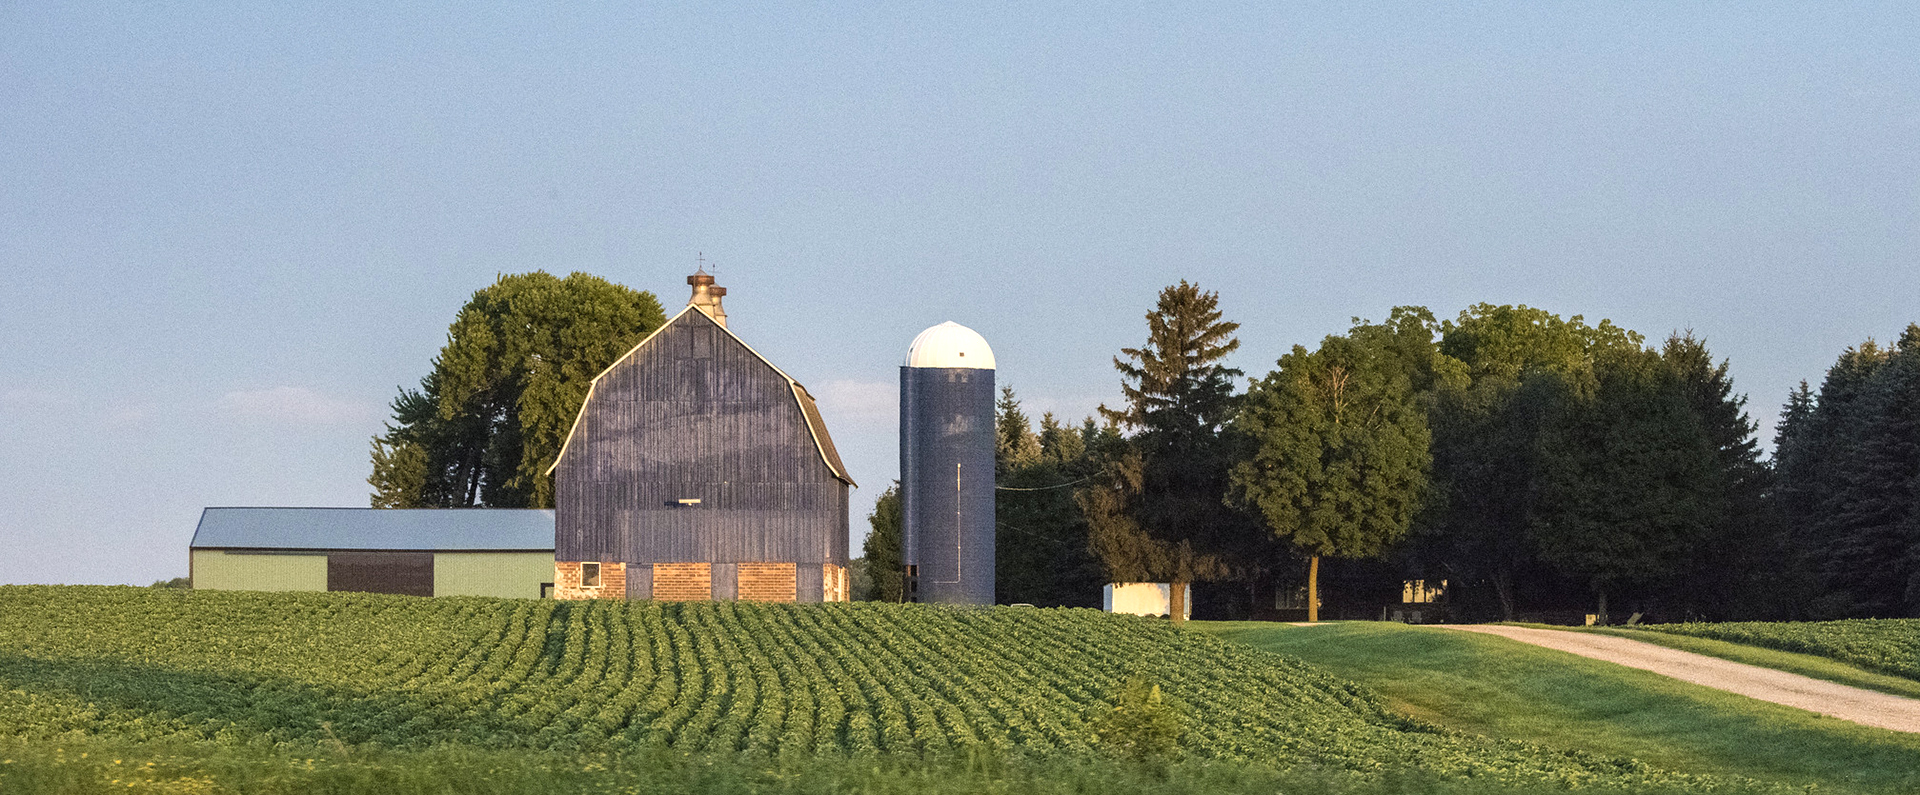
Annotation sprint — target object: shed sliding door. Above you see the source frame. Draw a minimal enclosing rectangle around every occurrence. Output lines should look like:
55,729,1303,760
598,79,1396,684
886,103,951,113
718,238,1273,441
327,552,433,596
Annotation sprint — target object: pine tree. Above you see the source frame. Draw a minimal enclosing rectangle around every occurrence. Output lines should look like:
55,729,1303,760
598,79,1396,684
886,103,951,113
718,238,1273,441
1084,281,1249,625
1825,327,1920,616
1661,332,1785,619
1772,380,1818,517
995,386,1042,475
1798,340,1893,616
994,389,1105,607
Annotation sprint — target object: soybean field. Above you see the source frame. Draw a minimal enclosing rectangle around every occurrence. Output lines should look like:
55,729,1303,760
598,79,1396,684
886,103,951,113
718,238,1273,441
1639,619,1920,681
0,586,1722,788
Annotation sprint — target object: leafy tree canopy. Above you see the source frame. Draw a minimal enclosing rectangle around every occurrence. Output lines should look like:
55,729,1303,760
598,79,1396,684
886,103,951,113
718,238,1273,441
1527,346,1719,621
860,484,904,602
1230,322,1433,561
369,272,665,508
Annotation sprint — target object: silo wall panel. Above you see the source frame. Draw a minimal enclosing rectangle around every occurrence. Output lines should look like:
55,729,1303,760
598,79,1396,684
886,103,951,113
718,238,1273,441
899,366,996,605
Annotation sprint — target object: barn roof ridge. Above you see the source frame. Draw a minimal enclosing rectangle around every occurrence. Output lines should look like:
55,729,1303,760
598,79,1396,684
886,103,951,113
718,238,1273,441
545,304,856,486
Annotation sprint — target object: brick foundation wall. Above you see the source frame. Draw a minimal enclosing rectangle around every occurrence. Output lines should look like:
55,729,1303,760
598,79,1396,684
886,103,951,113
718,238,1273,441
554,561,626,600
652,562,712,601
738,562,797,602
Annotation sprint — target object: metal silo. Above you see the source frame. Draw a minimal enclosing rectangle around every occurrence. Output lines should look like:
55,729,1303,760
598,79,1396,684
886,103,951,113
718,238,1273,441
900,321,996,605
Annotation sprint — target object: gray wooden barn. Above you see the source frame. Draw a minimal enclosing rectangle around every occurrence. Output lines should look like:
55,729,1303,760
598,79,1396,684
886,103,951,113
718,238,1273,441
546,271,855,602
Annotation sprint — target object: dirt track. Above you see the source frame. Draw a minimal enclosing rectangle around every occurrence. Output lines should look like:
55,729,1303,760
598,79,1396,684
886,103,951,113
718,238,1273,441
1439,624,1920,734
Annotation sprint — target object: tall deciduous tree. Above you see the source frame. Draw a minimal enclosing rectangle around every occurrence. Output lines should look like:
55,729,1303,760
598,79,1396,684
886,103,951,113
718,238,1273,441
1423,304,1643,620
1230,316,1435,621
1528,347,1718,624
369,272,665,508
1083,281,1250,625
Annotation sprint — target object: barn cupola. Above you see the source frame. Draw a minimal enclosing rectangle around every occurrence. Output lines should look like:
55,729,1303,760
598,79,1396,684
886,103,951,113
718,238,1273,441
687,268,728,328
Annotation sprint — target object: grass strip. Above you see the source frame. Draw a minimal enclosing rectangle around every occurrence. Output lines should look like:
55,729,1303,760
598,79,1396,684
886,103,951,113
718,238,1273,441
1200,620,1920,795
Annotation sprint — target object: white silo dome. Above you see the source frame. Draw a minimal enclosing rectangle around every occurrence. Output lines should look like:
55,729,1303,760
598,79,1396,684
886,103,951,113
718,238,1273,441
905,321,996,369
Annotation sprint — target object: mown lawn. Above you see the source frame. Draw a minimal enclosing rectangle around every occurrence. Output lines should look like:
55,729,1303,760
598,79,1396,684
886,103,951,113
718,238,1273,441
1200,621,1920,795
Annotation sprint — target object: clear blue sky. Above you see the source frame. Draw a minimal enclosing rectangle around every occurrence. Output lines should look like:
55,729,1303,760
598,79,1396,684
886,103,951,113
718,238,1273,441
3,4,1915,586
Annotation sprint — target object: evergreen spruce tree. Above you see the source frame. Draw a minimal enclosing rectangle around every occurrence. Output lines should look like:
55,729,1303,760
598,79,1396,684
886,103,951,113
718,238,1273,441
993,388,1105,607
1825,327,1920,616
1083,281,1249,625
1798,341,1893,616
1772,381,1818,519
995,386,1042,475
1661,332,1786,619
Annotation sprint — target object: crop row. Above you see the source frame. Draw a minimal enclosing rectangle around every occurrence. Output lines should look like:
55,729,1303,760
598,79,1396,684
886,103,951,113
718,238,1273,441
0,586,1718,787
1641,618,1920,681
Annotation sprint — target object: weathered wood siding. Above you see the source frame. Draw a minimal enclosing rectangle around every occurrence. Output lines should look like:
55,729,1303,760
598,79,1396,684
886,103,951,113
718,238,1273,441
555,309,850,568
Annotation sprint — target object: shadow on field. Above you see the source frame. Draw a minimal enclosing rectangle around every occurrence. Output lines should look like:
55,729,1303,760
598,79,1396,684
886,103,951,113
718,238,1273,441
0,653,527,747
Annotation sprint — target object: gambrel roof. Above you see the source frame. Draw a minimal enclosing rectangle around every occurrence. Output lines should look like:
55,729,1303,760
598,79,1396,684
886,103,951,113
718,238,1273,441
546,304,855,486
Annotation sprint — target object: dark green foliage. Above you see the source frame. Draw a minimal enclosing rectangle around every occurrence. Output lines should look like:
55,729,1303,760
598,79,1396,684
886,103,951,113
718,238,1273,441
1771,325,1920,618
1419,305,1645,620
1089,674,1183,763
860,484,903,602
369,272,665,509
1771,381,1819,522
147,577,190,589
995,390,1106,607
1660,334,1795,620
1084,282,1257,605
1230,316,1435,562
1528,347,1719,622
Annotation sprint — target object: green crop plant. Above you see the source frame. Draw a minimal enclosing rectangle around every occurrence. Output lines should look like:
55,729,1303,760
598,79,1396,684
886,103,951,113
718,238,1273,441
1640,619,1920,681
0,586,1745,791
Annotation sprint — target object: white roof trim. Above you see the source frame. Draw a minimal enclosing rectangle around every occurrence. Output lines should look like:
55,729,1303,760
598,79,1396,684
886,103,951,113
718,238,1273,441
544,305,854,486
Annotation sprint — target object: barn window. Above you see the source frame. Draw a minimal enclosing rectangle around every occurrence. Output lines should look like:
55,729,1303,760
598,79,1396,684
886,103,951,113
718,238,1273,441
582,562,602,587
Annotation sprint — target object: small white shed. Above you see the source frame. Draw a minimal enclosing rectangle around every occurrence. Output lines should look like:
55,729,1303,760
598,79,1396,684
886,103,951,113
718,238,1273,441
1102,582,1192,620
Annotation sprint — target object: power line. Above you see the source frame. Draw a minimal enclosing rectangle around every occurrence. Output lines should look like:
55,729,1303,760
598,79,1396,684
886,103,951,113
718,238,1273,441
993,473,1098,492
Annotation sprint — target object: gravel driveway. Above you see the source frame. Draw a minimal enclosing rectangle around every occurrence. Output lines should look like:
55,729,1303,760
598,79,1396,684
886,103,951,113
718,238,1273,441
1438,624,1920,734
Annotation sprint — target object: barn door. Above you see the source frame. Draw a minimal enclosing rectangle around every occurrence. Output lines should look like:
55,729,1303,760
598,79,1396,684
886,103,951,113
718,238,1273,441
326,552,433,596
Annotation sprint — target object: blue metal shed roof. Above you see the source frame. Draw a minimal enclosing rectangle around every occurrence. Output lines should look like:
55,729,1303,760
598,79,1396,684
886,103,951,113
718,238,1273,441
190,507,554,551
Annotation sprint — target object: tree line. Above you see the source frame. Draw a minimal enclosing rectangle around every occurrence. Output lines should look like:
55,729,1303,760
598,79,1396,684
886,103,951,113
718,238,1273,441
867,283,1914,625
368,272,1916,623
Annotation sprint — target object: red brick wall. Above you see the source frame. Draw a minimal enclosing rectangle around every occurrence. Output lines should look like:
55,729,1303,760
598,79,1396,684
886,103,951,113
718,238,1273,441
652,562,712,601
554,561,626,600
738,562,797,602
